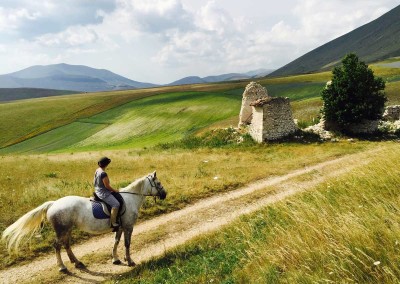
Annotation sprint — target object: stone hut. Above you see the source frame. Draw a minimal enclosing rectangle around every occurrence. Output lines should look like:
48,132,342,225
238,82,269,127
248,97,298,142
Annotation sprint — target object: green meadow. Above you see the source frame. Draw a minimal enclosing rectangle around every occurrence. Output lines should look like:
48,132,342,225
1,91,242,153
1,61,399,154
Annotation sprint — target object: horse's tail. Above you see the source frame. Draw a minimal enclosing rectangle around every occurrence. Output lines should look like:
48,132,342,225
2,201,54,253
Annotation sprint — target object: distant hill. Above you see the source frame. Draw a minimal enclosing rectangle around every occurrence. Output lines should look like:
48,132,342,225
0,63,158,92
0,64,274,99
169,76,207,86
0,88,80,102
270,5,400,77
168,69,274,86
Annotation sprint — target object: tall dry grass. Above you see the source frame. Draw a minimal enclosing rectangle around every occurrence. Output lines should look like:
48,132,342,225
0,141,376,268
113,143,400,283
237,144,400,283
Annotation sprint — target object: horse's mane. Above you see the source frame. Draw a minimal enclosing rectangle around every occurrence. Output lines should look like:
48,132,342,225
119,176,145,193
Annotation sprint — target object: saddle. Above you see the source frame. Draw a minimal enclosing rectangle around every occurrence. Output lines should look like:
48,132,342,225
90,192,125,220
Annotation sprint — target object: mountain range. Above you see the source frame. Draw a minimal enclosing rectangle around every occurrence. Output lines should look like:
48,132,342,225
0,64,272,94
167,69,273,86
0,63,157,92
270,4,400,77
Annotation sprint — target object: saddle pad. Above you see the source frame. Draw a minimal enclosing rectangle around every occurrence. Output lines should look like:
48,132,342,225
91,201,110,219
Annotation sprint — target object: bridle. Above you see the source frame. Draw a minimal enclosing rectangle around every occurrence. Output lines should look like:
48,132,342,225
120,175,164,200
146,175,165,199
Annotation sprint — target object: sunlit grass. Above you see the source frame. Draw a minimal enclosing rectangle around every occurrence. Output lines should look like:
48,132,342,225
0,91,243,153
0,82,248,149
112,143,400,283
0,140,377,268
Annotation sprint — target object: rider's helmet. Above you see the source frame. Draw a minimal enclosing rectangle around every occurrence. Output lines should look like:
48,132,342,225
98,157,111,168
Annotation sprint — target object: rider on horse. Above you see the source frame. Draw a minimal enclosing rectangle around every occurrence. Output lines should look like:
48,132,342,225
94,157,121,231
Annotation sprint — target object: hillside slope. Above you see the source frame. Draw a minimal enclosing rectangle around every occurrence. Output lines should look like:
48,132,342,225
0,63,157,92
0,91,242,153
0,88,80,102
270,5,400,77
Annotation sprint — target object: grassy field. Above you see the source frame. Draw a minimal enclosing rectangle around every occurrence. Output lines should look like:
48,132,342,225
0,140,377,269
0,91,243,153
0,82,247,149
1,61,399,154
111,142,400,284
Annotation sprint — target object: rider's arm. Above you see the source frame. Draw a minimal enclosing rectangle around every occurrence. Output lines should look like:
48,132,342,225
102,176,118,193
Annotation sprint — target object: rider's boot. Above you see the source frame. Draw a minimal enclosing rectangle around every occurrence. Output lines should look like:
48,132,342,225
110,208,120,232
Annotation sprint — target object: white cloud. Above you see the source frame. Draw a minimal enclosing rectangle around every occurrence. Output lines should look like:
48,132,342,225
36,25,99,47
291,0,392,44
0,0,399,82
134,0,400,79
113,0,193,34
0,7,41,32
197,1,235,35
0,0,116,38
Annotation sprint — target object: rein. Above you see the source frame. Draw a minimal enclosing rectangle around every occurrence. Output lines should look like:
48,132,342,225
119,192,141,195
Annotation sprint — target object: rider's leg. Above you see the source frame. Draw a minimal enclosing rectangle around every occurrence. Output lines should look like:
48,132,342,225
110,207,119,227
102,194,120,228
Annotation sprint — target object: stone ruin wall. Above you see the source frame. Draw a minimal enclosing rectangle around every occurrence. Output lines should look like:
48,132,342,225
324,105,400,134
238,82,269,127
247,106,264,142
383,105,400,122
238,82,298,142
249,97,298,142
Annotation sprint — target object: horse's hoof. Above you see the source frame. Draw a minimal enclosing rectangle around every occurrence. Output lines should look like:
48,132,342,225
113,259,122,265
75,262,86,269
128,261,136,267
59,267,68,273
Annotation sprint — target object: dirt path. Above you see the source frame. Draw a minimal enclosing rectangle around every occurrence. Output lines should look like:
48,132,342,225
0,147,383,284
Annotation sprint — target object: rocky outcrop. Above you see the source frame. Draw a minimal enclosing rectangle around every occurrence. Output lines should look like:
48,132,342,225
379,105,400,133
382,105,400,122
304,119,333,140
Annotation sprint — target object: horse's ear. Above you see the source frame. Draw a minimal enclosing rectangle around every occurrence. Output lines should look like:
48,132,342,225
153,170,157,178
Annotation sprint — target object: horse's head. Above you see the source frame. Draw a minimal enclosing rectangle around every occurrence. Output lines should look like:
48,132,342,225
144,171,167,200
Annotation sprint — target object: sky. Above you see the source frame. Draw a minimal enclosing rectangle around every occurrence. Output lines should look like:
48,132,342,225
0,0,399,84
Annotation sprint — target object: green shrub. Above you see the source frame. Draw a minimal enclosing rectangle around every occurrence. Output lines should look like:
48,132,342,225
321,53,387,128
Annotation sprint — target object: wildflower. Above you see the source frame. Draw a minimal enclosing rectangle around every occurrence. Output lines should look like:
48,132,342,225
213,176,219,180
373,261,381,266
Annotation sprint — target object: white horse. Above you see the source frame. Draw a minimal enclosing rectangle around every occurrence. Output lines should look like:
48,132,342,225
2,171,167,272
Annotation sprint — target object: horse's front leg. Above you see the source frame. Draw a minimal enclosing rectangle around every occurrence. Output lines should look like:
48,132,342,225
123,227,135,266
112,229,123,265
